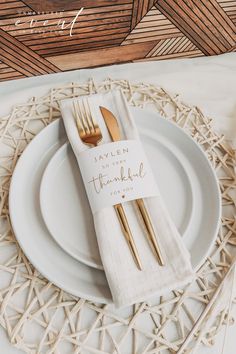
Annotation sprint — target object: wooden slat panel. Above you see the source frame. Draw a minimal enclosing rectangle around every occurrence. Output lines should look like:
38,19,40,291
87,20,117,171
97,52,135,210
131,0,155,29
0,0,31,19
3,16,132,36
222,5,236,9
214,0,236,29
137,50,204,62
0,75,24,81
133,24,180,33
190,0,235,47
0,1,28,9
38,41,121,57
137,19,173,27
123,32,183,45
12,21,130,41
47,41,156,70
0,5,132,58
0,61,9,69
0,66,15,73
1,8,133,30
218,0,236,3
0,70,24,78
156,0,236,55
0,49,49,75
22,0,132,12
0,53,36,76
0,59,25,81
26,28,129,47
0,6,26,15
0,28,60,75
122,6,182,45
146,36,201,57
0,5,133,30
202,0,235,39
123,30,183,43
217,0,236,22
35,35,128,56
0,0,235,82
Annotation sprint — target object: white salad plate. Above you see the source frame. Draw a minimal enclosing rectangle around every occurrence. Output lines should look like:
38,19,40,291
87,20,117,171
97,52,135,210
9,107,221,303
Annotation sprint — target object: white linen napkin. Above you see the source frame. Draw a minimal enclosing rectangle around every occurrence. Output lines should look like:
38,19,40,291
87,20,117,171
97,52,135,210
60,90,194,307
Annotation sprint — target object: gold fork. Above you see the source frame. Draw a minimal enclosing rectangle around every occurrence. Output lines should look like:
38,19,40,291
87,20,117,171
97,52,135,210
73,99,102,147
73,99,142,270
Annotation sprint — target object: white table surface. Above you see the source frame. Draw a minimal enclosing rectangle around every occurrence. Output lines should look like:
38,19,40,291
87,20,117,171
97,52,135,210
0,53,236,353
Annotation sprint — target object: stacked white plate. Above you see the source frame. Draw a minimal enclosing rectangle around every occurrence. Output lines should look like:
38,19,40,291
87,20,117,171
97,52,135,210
9,107,221,304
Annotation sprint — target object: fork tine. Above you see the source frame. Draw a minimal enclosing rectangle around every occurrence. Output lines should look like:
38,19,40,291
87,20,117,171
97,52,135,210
82,99,95,134
78,100,90,135
73,100,85,136
85,99,96,133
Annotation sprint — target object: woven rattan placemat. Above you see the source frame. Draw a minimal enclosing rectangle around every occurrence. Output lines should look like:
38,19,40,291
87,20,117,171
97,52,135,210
0,79,235,353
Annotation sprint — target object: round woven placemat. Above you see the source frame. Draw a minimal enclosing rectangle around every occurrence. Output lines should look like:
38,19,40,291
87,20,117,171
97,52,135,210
0,79,235,354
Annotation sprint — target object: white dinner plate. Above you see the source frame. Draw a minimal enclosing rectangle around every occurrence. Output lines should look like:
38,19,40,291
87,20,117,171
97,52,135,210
9,108,221,303
40,143,102,269
9,119,111,303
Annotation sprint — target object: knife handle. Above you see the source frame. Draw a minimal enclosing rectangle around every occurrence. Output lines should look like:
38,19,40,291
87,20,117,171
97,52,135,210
114,203,142,270
135,199,164,266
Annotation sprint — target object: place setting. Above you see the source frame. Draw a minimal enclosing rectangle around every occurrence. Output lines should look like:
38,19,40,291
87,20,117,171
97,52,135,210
9,87,221,308
1,0,236,351
0,70,235,353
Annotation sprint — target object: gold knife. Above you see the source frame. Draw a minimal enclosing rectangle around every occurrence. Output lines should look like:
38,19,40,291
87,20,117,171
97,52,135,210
100,106,164,266
99,107,142,270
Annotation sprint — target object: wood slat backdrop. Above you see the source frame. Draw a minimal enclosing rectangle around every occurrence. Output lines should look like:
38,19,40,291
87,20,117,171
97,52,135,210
0,0,235,82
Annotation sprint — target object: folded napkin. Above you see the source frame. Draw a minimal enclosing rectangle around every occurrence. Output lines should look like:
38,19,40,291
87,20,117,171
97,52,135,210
60,90,194,307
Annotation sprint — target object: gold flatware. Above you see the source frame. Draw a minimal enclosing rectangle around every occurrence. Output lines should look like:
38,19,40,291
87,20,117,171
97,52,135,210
73,99,142,270
135,199,164,265
73,99,102,147
99,106,164,266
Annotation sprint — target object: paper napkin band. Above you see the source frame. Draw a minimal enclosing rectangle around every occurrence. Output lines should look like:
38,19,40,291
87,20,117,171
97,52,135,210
60,94,160,214
77,139,160,213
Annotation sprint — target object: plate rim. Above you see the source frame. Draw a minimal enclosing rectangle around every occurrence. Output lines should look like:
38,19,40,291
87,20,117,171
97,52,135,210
39,141,104,270
40,108,221,271
9,119,112,304
9,107,221,303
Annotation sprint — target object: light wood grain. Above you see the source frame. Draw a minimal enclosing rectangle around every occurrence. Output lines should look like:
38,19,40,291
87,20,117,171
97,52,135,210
47,42,156,70
0,0,235,81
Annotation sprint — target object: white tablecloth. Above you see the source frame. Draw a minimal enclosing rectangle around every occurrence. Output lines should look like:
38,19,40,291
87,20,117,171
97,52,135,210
1,53,236,145
0,52,235,354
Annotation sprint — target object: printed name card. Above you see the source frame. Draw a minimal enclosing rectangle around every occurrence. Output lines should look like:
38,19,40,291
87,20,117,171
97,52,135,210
78,140,160,213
